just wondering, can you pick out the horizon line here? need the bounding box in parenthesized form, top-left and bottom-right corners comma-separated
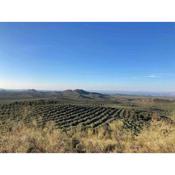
(1, 88, 175, 94)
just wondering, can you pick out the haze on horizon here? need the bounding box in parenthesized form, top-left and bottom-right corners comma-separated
(0, 22, 175, 92)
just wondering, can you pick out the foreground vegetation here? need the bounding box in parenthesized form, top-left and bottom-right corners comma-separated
(0, 117, 175, 153)
(0, 98, 175, 153)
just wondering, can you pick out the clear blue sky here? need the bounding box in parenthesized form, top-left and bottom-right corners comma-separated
(0, 22, 175, 92)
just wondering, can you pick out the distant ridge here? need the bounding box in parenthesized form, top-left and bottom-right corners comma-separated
(62, 89, 109, 99)
(27, 89, 38, 92)
(0, 89, 109, 101)
(1, 89, 175, 101)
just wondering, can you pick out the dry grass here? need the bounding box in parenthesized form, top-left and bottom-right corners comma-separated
(0, 119, 175, 153)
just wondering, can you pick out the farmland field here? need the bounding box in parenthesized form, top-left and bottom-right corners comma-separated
(0, 101, 153, 130)
(0, 90, 175, 153)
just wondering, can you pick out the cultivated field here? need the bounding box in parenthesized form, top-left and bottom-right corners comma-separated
(0, 90, 175, 153)
(0, 101, 157, 132)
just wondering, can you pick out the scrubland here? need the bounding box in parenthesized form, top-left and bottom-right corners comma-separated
(0, 118, 174, 153)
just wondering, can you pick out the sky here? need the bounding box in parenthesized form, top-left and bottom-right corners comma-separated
(0, 22, 175, 92)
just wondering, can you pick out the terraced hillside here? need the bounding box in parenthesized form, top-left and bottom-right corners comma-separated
(0, 100, 160, 133)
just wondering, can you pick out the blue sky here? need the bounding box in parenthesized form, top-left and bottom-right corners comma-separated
(0, 22, 175, 92)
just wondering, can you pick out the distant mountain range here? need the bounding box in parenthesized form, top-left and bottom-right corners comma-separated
(0, 89, 175, 102)
(0, 89, 109, 100)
